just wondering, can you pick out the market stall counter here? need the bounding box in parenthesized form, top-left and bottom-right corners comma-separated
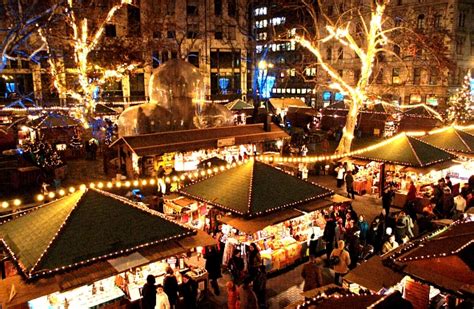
(179, 160, 335, 273)
(0, 189, 214, 309)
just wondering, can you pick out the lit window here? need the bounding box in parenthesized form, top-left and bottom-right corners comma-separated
(256, 45, 263, 53)
(291, 88, 296, 94)
(296, 89, 301, 94)
(254, 7, 267, 16)
(302, 89, 307, 94)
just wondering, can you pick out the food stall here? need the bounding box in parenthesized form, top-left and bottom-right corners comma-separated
(179, 159, 335, 273)
(350, 133, 457, 206)
(0, 189, 214, 308)
(344, 216, 474, 308)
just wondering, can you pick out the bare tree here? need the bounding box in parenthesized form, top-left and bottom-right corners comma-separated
(37, 0, 134, 125)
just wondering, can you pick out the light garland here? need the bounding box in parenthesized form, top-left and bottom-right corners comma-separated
(0, 124, 468, 208)
(0, 188, 197, 279)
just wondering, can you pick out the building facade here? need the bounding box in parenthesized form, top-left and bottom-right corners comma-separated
(0, 0, 250, 107)
(250, 0, 474, 109)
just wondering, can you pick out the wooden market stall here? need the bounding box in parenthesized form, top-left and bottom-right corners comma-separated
(0, 189, 213, 308)
(110, 123, 289, 178)
(320, 101, 348, 131)
(24, 112, 80, 145)
(179, 159, 335, 273)
(381, 217, 474, 300)
(419, 126, 474, 156)
(398, 105, 443, 133)
(349, 133, 457, 206)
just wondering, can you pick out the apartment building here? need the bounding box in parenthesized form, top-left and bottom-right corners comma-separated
(0, 0, 250, 106)
(250, 0, 474, 108)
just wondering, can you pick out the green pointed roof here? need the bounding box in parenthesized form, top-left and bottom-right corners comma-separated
(225, 99, 254, 111)
(420, 127, 474, 154)
(352, 134, 456, 167)
(0, 189, 194, 279)
(180, 160, 333, 217)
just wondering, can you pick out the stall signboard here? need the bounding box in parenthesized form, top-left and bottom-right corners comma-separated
(403, 278, 430, 309)
(217, 137, 235, 147)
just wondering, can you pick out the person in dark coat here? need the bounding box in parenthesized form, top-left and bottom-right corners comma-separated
(368, 215, 385, 253)
(382, 184, 394, 218)
(441, 187, 455, 218)
(141, 274, 156, 309)
(253, 265, 267, 308)
(357, 215, 369, 245)
(323, 215, 336, 262)
(345, 170, 355, 199)
(247, 243, 262, 280)
(308, 233, 318, 257)
(301, 255, 323, 292)
(163, 266, 179, 308)
(228, 249, 245, 284)
(204, 245, 222, 295)
(180, 274, 198, 309)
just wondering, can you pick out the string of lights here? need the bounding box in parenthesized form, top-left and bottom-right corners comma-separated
(1, 125, 473, 209)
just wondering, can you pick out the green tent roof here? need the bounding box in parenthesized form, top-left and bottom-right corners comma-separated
(180, 160, 333, 217)
(352, 134, 456, 167)
(420, 127, 474, 154)
(225, 99, 254, 110)
(0, 189, 194, 279)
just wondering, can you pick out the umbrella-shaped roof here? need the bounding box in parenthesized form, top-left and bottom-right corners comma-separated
(362, 102, 398, 114)
(27, 112, 80, 129)
(352, 133, 456, 167)
(420, 127, 474, 154)
(324, 101, 348, 111)
(180, 160, 333, 218)
(383, 219, 474, 297)
(0, 189, 194, 279)
(402, 104, 442, 120)
(225, 99, 254, 111)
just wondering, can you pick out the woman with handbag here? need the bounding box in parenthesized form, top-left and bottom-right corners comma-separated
(330, 240, 351, 286)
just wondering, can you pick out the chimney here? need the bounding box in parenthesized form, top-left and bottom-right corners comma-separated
(264, 113, 272, 132)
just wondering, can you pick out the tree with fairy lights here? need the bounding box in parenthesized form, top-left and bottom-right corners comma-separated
(290, 0, 452, 154)
(447, 70, 474, 125)
(37, 0, 135, 125)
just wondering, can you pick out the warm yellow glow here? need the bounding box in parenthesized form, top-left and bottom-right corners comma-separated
(69, 187, 76, 193)
(59, 189, 66, 196)
(141, 180, 147, 186)
(79, 184, 87, 191)
(89, 182, 96, 188)
(97, 182, 104, 189)
(36, 194, 44, 202)
(48, 192, 56, 199)
(1, 201, 8, 208)
(116, 181, 122, 188)
(133, 180, 139, 186)
(13, 199, 21, 206)
(149, 179, 156, 185)
(125, 181, 131, 187)
(107, 182, 113, 188)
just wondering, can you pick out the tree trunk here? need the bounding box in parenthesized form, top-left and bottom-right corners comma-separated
(335, 98, 361, 154)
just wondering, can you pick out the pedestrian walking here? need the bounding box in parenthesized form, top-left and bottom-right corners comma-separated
(323, 215, 336, 262)
(253, 265, 267, 308)
(205, 245, 222, 296)
(335, 163, 345, 188)
(330, 240, 351, 286)
(382, 184, 394, 219)
(301, 255, 323, 292)
(345, 170, 355, 199)
(247, 243, 262, 280)
(228, 249, 245, 284)
(357, 215, 369, 245)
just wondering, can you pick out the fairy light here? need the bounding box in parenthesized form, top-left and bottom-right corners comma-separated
(59, 189, 66, 196)
(79, 184, 87, 191)
(36, 194, 44, 202)
(97, 182, 104, 189)
(2, 202, 9, 209)
(89, 182, 96, 188)
(292, 0, 388, 154)
(107, 182, 113, 189)
(48, 192, 56, 199)
(69, 187, 76, 193)
(13, 199, 21, 206)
